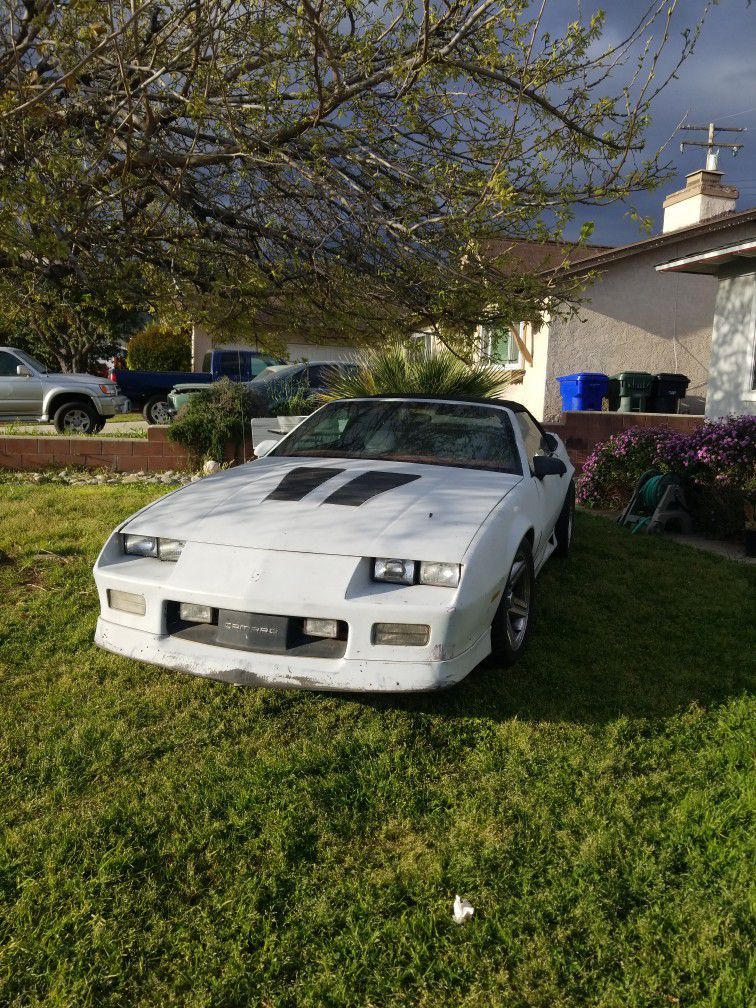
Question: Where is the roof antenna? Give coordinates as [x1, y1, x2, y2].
[679, 121, 746, 170]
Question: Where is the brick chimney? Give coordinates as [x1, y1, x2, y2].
[662, 169, 739, 233]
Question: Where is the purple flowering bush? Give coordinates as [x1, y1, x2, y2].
[577, 416, 756, 535]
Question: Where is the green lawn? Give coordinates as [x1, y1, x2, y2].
[0, 484, 753, 1008]
[105, 412, 144, 423]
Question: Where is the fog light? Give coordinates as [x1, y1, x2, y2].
[303, 617, 339, 639]
[372, 623, 429, 646]
[108, 589, 146, 615]
[179, 602, 213, 624]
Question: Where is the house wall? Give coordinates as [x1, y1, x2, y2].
[705, 262, 756, 418]
[541, 249, 717, 421]
[190, 324, 358, 370]
[494, 320, 550, 419]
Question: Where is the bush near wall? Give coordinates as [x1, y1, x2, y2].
[577, 416, 756, 537]
[126, 322, 191, 371]
[167, 378, 265, 462]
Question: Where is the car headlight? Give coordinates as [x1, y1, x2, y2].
[122, 534, 185, 562]
[373, 558, 416, 584]
[99, 384, 117, 396]
[158, 538, 186, 562]
[418, 561, 461, 587]
[372, 558, 461, 587]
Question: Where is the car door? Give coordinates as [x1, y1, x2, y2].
[0, 350, 44, 417]
[512, 409, 564, 556]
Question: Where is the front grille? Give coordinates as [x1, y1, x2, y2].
[165, 602, 348, 659]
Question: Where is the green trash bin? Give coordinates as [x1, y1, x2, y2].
[611, 371, 653, 412]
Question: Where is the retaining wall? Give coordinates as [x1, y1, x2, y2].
[0, 412, 706, 474]
[0, 425, 195, 473]
[543, 411, 704, 470]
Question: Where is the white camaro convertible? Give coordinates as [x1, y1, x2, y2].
[94, 396, 575, 691]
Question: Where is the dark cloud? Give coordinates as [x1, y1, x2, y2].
[544, 1, 756, 244]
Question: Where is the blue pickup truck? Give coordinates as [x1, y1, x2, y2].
[111, 348, 283, 423]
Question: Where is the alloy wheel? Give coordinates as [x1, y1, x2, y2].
[504, 549, 532, 650]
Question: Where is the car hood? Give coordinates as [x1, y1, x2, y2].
[48, 372, 107, 386]
[125, 456, 522, 561]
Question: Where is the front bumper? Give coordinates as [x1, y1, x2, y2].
[96, 394, 131, 417]
[95, 617, 490, 692]
[93, 540, 497, 692]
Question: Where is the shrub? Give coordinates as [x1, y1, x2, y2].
[577, 416, 756, 536]
[127, 321, 191, 371]
[322, 338, 515, 401]
[167, 378, 265, 461]
[268, 381, 319, 417]
[576, 426, 677, 510]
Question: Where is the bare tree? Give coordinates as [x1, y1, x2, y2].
[0, 1, 705, 360]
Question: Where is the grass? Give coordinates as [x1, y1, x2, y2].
[0, 413, 146, 438]
[0, 484, 753, 1008]
[106, 412, 144, 423]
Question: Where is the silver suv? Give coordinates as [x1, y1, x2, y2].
[0, 347, 130, 434]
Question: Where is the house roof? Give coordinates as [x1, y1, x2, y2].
[548, 205, 756, 278]
[484, 238, 614, 274]
[655, 236, 756, 275]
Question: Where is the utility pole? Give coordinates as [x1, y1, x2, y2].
[679, 122, 746, 171]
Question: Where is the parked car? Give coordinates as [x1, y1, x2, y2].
[0, 347, 129, 434]
[94, 395, 574, 691]
[247, 361, 360, 410]
[166, 364, 291, 417]
[111, 349, 283, 424]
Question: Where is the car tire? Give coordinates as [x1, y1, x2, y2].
[53, 401, 99, 436]
[554, 480, 575, 558]
[489, 538, 535, 667]
[143, 395, 172, 425]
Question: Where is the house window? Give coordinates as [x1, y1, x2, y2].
[480, 324, 522, 368]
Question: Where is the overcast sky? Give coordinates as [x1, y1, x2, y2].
[550, 1, 756, 246]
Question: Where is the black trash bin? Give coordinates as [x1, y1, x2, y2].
[649, 373, 689, 414]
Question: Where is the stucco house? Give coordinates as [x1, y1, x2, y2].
[487, 168, 756, 421]
[655, 234, 756, 418]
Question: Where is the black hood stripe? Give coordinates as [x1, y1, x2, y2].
[323, 471, 421, 506]
[265, 466, 345, 501]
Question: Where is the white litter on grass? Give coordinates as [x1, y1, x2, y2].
[453, 895, 475, 924]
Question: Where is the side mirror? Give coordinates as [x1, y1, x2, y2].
[541, 432, 558, 454]
[254, 439, 278, 458]
[16, 365, 32, 378]
[533, 455, 567, 480]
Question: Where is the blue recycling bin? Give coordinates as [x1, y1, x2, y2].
[557, 372, 609, 411]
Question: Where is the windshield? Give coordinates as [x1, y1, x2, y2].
[254, 364, 299, 383]
[270, 399, 522, 474]
[16, 350, 49, 374]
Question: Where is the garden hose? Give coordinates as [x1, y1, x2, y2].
[630, 473, 682, 533]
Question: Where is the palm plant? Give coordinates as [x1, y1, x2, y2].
[321, 338, 518, 401]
